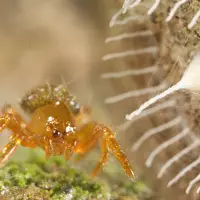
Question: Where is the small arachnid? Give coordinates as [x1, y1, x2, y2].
[0, 83, 135, 180]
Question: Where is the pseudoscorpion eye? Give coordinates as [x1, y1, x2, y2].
[67, 97, 80, 115]
[52, 129, 62, 137]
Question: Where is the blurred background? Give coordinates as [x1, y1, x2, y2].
[0, 0, 106, 104]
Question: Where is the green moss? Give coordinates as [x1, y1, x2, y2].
[0, 156, 109, 200]
[109, 179, 152, 200]
[0, 149, 153, 200]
